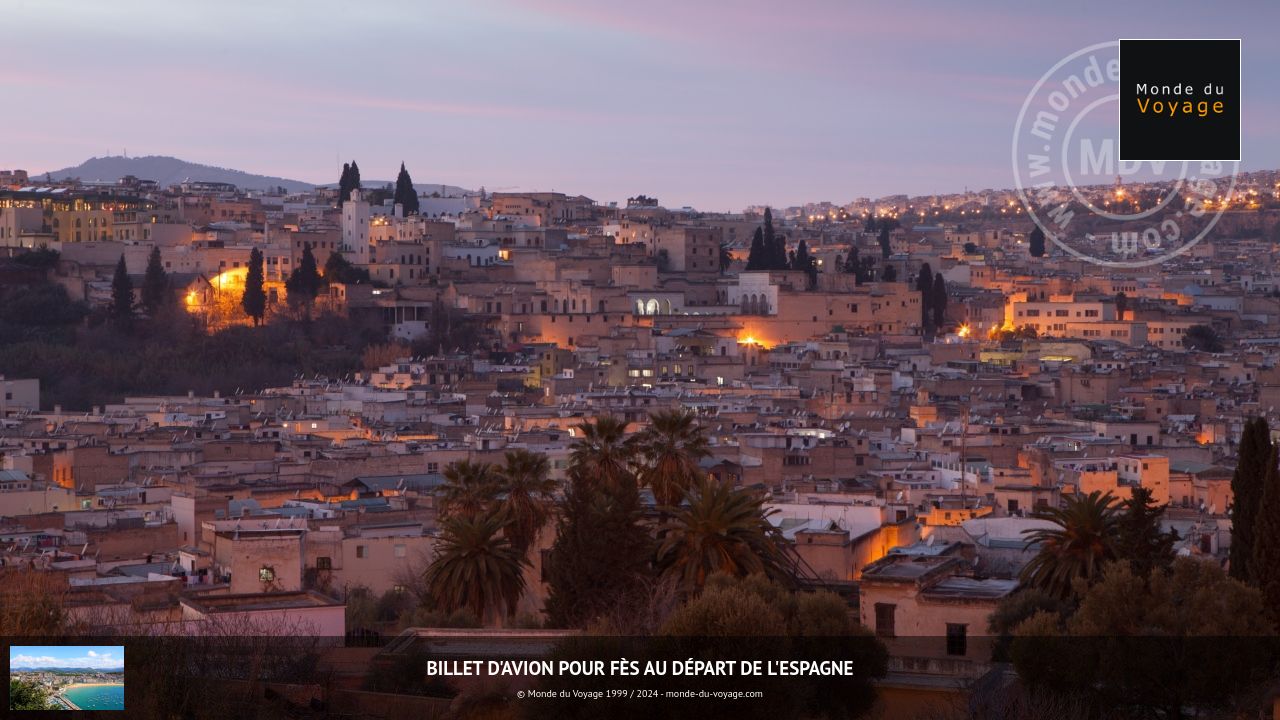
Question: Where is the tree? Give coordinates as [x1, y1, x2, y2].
[141, 245, 169, 314]
[791, 239, 817, 288]
[963, 241, 978, 254]
[1011, 560, 1275, 719]
[881, 263, 897, 282]
[544, 471, 653, 628]
[323, 250, 371, 285]
[9, 677, 55, 711]
[495, 449, 557, 554]
[241, 247, 266, 326]
[424, 510, 528, 622]
[878, 225, 891, 259]
[1114, 486, 1177, 578]
[1252, 443, 1280, 617]
[916, 263, 934, 330]
[635, 409, 709, 508]
[763, 207, 786, 270]
[931, 273, 948, 327]
[393, 162, 420, 215]
[656, 574, 888, 720]
[718, 243, 733, 273]
[1029, 225, 1046, 257]
[1114, 291, 1128, 318]
[1183, 324, 1224, 352]
[438, 460, 500, 520]
[567, 416, 637, 496]
[656, 478, 790, 594]
[12, 245, 59, 269]
[745, 227, 766, 271]
[109, 253, 133, 322]
[1231, 416, 1271, 582]
[338, 160, 362, 203]
[1020, 491, 1120, 599]
[285, 242, 323, 306]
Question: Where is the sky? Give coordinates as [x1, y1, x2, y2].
[10, 645, 125, 670]
[3, 0, 1277, 210]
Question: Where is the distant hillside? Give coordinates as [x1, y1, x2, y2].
[43, 156, 315, 193]
[43, 155, 473, 196]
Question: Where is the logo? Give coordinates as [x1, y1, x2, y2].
[1012, 41, 1240, 267]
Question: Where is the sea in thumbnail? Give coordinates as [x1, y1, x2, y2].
[60, 683, 125, 711]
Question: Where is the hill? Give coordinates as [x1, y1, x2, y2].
[42, 155, 473, 196]
[42, 156, 314, 193]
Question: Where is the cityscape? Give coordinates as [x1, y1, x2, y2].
[4, 2, 1280, 720]
[8, 645, 125, 711]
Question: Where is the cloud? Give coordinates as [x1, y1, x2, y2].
[10, 651, 120, 669]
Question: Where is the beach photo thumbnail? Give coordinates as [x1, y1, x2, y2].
[9, 645, 125, 711]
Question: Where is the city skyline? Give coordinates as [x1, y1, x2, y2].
[6, 0, 1279, 210]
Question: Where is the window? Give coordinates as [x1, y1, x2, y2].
[874, 603, 896, 638]
[259, 566, 275, 583]
[316, 556, 332, 570]
[946, 623, 968, 656]
[356, 545, 366, 559]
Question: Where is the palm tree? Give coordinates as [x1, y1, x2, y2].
[568, 416, 637, 496]
[438, 460, 499, 519]
[425, 510, 528, 622]
[495, 448, 557, 553]
[1020, 490, 1121, 599]
[656, 478, 788, 593]
[636, 409, 710, 507]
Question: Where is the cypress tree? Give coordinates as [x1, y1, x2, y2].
[1116, 486, 1177, 578]
[746, 227, 765, 271]
[916, 263, 933, 292]
[285, 242, 323, 306]
[882, 263, 898, 282]
[109, 254, 133, 322]
[763, 208, 784, 270]
[349, 160, 361, 195]
[774, 235, 790, 270]
[338, 162, 352, 203]
[1231, 417, 1272, 582]
[393, 162, 420, 215]
[917, 263, 934, 330]
[242, 247, 266, 326]
[844, 247, 859, 274]
[1254, 443, 1280, 618]
[791, 239, 809, 271]
[878, 225, 891, 259]
[931, 274, 948, 327]
[1029, 225, 1046, 257]
[141, 245, 169, 314]
[544, 475, 653, 628]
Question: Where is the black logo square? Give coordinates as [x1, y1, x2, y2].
[1119, 39, 1240, 161]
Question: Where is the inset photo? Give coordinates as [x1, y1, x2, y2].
[8, 645, 125, 711]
